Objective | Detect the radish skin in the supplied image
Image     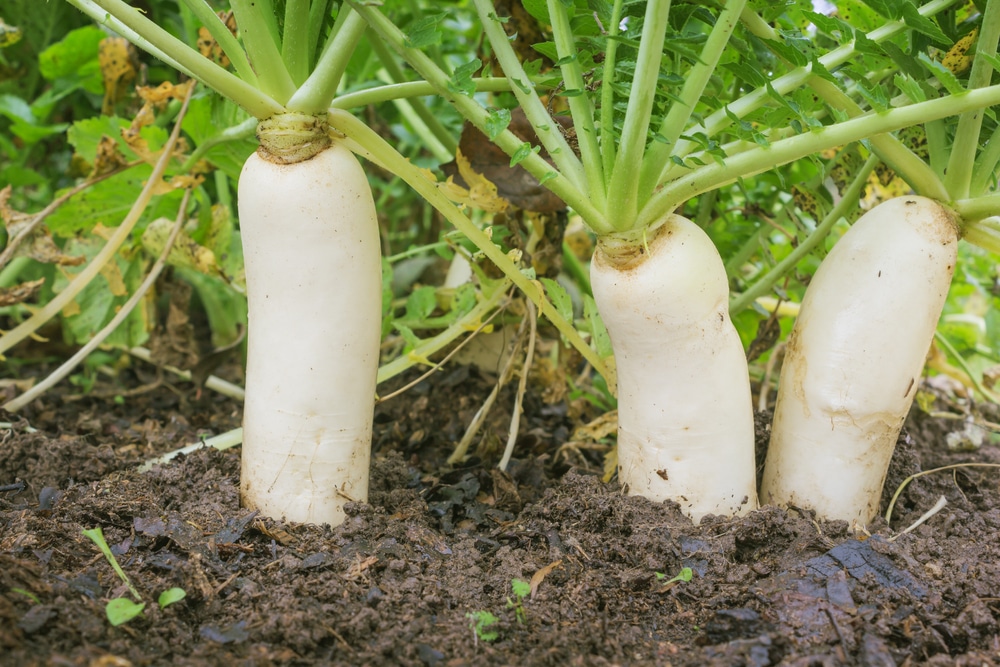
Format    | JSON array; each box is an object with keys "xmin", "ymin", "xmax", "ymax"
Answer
[
  {"xmin": 761, "ymin": 196, "xmax": 959, "ymax": 526},
  {"xmin": 591, "ymin": 215, "xmax": 758, "ymax": 521},
  {"xmin": 238, "ymin": 130, "xmax": 381, "ymax": 526}
]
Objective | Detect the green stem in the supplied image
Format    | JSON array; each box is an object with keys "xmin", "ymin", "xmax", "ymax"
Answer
[
  {"xmin": 971, "ymin": 122, "xmax": 1000, "ymax": 195},
  {"xmin": 600, "ymin": 0, "xmax": 625, "ymax": 180},
  {"xmin": 961, "ymin": 215, "xmax": 1000, "ymax": 251},
  {"xmin": 179, "ymin": 116, "xmax": 257, "ymax": 172},
  {"xmin": 934, "ymin": 330, "xmax": 998, "ymax": 400},
  {"xmin": 177, "ymin": 0, "xmax": 257, "ymax": 86},
  {"xmin": 549, "ymin": 0, "xmax": 605, "ymax": 210},
  {"xmin": 351, "ymin": 2, "xmax": 608, "ymax": 232},
  {"xmin": 659, "ymin": 0, "xmax": 958, "ymax": 177},
  {"xmin": 70, "ymin": 0, "xmax": 283, "ymax": 119},
  {"xmin": 328, "ymin": 109, "xmax": 612, "ymax": 382},
  {"xmin": 468, "ymin": 0, "xmax": 587, "ymax": 190},
  {"xmin": 561, "ymin": 240, "xmax": 593, "ymax": 297},
  {"xmin": 369, "ymin": 38, "xmax": 457, "ymax": 155},
  {"xmin": 288, "ymin": 8, "xmax": 368, "ymax": 113},
  {"xmin": 282, "ymin": 0, "xmax": 311, "ymax": 85},
  {"xmin": 307, "ymin": 0, "xmax": 333, "ymax": 69},
  {"xmin": 729, "ymin": 155, "xmax": 877, "ymax": 314},
  {"xmin": 230, "ymin": 0, "xmax": 296, "ymax": 104},
  {"xmin": 638, "ymin": 0, "xmax": 747, "ymax": 205},
  {"xmin": 639, "ymin": 83, "xmax": 1000, "ymax": 228},
  {"xmin": 943, "ymin": 0, "xmax": 1000, "ymax": 197},
  {"xmin": 331, "ymin": 79, "xmax": 512, "ymax": 110},
  {"xmin": 605, "ymin": 0, "xmax": 671, "ymax": 228}
]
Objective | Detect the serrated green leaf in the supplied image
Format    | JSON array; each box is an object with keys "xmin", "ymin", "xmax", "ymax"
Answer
[
  {"xmin": 918, "ymin": 52, "xmax": 966, "ymax": 95},
  {"xmin": 511, "ymin": 578, "xmax": 531, "ymax": 599},
  {"xmin": 448, "ymin": 58, "xmax": 481, "ymax": 97},
  {"xmin": 158, "ymin": 588, "xmax": 186, "ymax": 608},
  {"xmin": 540, "ymin": 277, "xmax": 572, "ymax": 325},
  {"xmin": 394, "ymin": 322, "xmax": 422, "ymax": 352},
  {"xmin": 894, "ymin": 74, "xmax": 926, "ymax": 103},
  {"xmin": 404, "ymin": 13, "xmax": 446, "ymax": 49},
  {"xmin": 106, "ymin": 598, "xmax": 146, "ymax": 626},
  {"xmin": 510, "ymin": 142, "xmax": 539, "ymax": 167},
  {"xmin": 899, "ymin": 3, "xmax": 948, "ymax": 44},
  {"xmin": 485, "ymin": 108, "xmax": 512, "ymax": 141},
  {"xmin": 583, "ymin": 295, "xmax": 612, "ymax": 358}
]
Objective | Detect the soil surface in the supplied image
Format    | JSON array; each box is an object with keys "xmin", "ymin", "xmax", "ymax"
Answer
[{"xmin": 2, "ymin": 362, "xmax": 1000, "ymax": 666}]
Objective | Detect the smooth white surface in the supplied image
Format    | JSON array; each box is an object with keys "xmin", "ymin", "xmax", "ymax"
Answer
[
  {"xmin": 238, "ymin": 144, "xmax": 382, "ymax": 526},
  {"xmin": 761, "ymin": 196, "xmax": 958, "ymax": 526},
  {"xmin": 591, "ymin": 215, "xmax": 758, "ymax": 521}
]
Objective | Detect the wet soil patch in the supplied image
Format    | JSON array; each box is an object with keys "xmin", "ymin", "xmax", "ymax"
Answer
[{"xmin": 2, "ymin": 369, "xmax": 1000, "ymax": 666}]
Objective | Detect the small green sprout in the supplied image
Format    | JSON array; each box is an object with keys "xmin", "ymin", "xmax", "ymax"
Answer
[
  {"xmin": 82, "ymin": 527, "xmax": 187, "ymax": 626},
  {"xmin": 466, "ymin": 610, "xmax": 499, "ymax": 644},
  {"xmin": 507, "ymin": 578, "xmax": 531, "ymax": 624},
  {"xmin": 655, "ymin": 566, "xmax": 694, "ymax": 591}
]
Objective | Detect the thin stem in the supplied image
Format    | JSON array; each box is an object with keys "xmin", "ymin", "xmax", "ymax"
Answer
[
  {"xmin": 0, "ymin": 161, "xmax": 140, "ymax": 271},
  {"xmin": 600, "ymin": 0, "xmax": 625, "ymax": 179},
  {"xmin": 972, "ymin": 123, "xmax": 1000, "ymax": 195},
  {"xmin": 498, "ymin": 298, "xmax": 536, "ymax": 472},
  {"xmin": 328, "ymin": 109, "xmax": 612, "ymax": 382},
  {"xmin": 230, "ymin": 0, "xmax": 296, "ymax": 104},
  {"xmin": 369, "ymin": 38, "xmax": 457, "ymax": 154},
  {"xmin": 4, "ymin": 191, "xmax": 191, "ymax": 413},
  {"xmin": 729, "ymin": 155, "xmax": 877, "ymax": 314},
  {"xmin": 944, "ymin": 0, "xmax": 1000, "ymax": 197},
  {"xmin": 178, "ymin": 117, "xmax": 258, "ymax": 172},
  {"xmin": 351, "ymin": 2, "xmax": 608, "ymax": 232},
  {"xmin": 549, "ymin": 0, "xmax": 605, "ymax": 210},
  {"xmin": 960, "ymin": 214, "xmax": 1000, "ymax": 251},
  {"xmin": 639, "ymin": 0, "xmax": 747, "ymax": 205},
  {"xmin": 0, "ymin": 86, "xmax": 194, "ymax": 357},
  {"xmin": 307, "ymin": 0, "xmax": 333, "ymax": 70},
  {"xmin": 282, "ymin": 0, "xmax": 311, "ymax": 85},
  {"xmin": 639, "ymin": 83, "xmax": 1000, "ymax": 228},
  {"xmin": 468, "ymin": 0, "xmax": 588, "ymax": 189},
  {"xmin": 176, "ymin": 0, "xmax": 257, "ymax": 86},
  {"xmin": 289, "ymin": 8, "xmax": 369, "ymax": 113},
  {"xmin": 72, "ymin": 0, "xmax": 283, "ymax": 119},
  {"xmin": 331, "ymin": 79, "xmax": 512, "ymax": 110},
  {"xmin": 605, "ymin": 0, "xmax": 671, "ymax": 228},
  {"xmin": 138, "ymin": 428, "xmax": 245, "ymax": 473},
  {"xmin": 955, "ymin": 194, "xmax": 1000, "ymax": 220}
]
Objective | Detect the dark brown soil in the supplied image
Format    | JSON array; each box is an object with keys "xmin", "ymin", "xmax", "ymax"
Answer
[{"xmin": 2, "ymin": 365, "xmax": 1000, "ymax": 666}]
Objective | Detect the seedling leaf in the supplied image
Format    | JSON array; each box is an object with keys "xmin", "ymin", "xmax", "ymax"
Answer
[
  {"xmin": 106, "ymin": 597, "xmax": 145, "ymax": 626},
  {"xmin": 158, "ymin": 587, "xmax": 186, "ymax": 608}
]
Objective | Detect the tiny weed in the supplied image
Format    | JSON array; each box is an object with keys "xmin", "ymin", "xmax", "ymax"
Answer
[
  {"xmin": 507, "ymin": 578, "xmax": 531, "ymax": 624},
  {"xmin": 655, "ymin": 566, "xmax": 694, "ymax": 591},
  {"xmin": 466, "ymin": 610, "xmax": 499, "ymax": 644},
  {"xmin": 82, "ymin": 527, "xmax": 186, "ymax": 626}
]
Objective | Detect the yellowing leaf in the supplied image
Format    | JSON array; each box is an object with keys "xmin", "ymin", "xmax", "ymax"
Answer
[
  {"xmin": 141, "ymin": 217, "xmax": 218, "ymax": 274},
  {"xmin": 99, "ymin": 37, "xmax": 138, "ymax": 114},
  {"xmin": 943, "ymin": 29, "xmax": 976, "ymax": 75},
  {"xmin": 438, "ymin": 151, "xmax": 510, "ymax": 213},
  {"xmin": 0, "ymin": 186, "xmax": 85, "ymax": 266},
  {"xmin": 100, "ymin": 260, "xmax": 127, "ymax": 297}
]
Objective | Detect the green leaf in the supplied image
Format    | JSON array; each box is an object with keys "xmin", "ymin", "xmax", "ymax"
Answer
[
  {"xmin": 157, "ymin": 588, "xmax": 186, "ymax": 608},
  {"xmin": 106, "ymin": 598, "xmax": 146, "ymax": 626},
  {"xmin": 404, "ymin": 13, "xmax": 446, "ymax": 49},
  {"xmin": 448, "ymin": 58, "xmax": 481, "ymax": 97},
  {"xmin": 899, "ymin": 3, "xmax": 949, "ymax": 45},
  {"xmin": 486, "ymin": 108, "xmax": 512, "ymax": 141},
  {"xmin": 510, "ymin": 142, "xmax": 540, "ymax": 167},
  {"xmin": 38, "ymin": 26, "xmax": 104, "ymax": 94},
  {"xmin": 583, "ymin": 295, "xmax": 612, "ymax": 358},
  {"xmin": 918, "ymin": 52, "xmax": 966, "ymax": 95},
  {"xmin": 511, "ymin": 578, "xmax": 531, "ymax": 599},
  {"xmin": 466, "ymin": 611, "xmax": 499, "ymax": 642},
  {"xmin": 540, "ymin": 278, "xmax": 572, "ymax": 325},
  {"xmin": 405, "ymin": 285, "xmax": 438, "ymax": 321},
  {"xmin": 894, "ymin": 74, "xmax": 926, "ymax": 103}
]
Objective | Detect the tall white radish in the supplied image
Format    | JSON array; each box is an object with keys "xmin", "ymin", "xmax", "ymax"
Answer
[
  {"xmin": 238, "ymin": 114, "xmax": 382, "ymax": 526},
  {"xmin": 761, "ymin": 196, "xmax": 959, "ymax": 526},
  {"xmin": 591, "ymin": 215, "xmax": 758, "ymax": 521}
]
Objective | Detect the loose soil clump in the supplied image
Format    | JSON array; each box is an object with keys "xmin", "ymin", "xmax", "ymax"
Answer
[{"xmin": 2, "ymin": 367, "xmax": 999, "ymax": 665}]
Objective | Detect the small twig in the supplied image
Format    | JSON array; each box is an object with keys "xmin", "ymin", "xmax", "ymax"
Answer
[
  {"xmin": 757, "ymin": 341, "xmax": 784, "ymax": 411},
  {"xmin": 888, "ymin": 495, "xmax": 948, "ymax": 542},
  {"xmin": 885, "ymin": 463, "xmax": 1000, "ymax": 526},
  {"xmin": 376, "ymin": 301, "xmax": 508, "ymax": 405},
  {"xmin": 498, "ymin": 299, "xmax": 536, "ymax": 471}
]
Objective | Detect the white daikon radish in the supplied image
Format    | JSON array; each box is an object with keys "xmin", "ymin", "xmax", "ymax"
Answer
[
  {"xmin": 761, "ymin": 196, "xmax": 959, "ymax": 526},
  {"xmin": 238, "ymin": 114, "xmax": 382, "ymax": 526},
  {"xmin": 591, "ymin": 215, "xmax": 758, "ymax": 521}
]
